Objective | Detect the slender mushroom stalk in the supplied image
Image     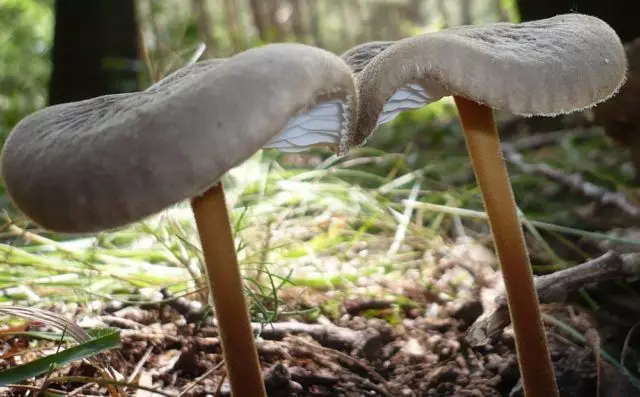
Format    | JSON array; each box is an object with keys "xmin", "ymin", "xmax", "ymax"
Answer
[
  {"xmin": 0, "ymin": 43, "xmax": 360, "ymax": 397},
  {"xmin": 347, "ymin": 14, "xmax": 627, "ymax": 396},
  {"xmin": 453, "ymin": 96, "xmax": 558, "ymax": 395},
  {"xmin": 190, "ymin": 183, "xmax": 261, "ymax": 394}
]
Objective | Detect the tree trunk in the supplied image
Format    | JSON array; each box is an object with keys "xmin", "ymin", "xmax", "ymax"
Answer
[
  {"xmin": 267, "ymin": 0, "xmax": 286, "ymax": 41},
  {"xmin": 436, "ymin": 0, "xmax": 451, "ymax": 28},
  {"xmin": 223, "ymin": 0, "xmax": 245, "ymax": 52},
  {"xmin": 306, "ymin": 0, "xmax": 324, "ymax": 48},
  {"xmin": 353, "ymin": 0, "xmax": 368, "ymax": 43},
  {"xmin": 290, "ymin": 0, "xmax": 307, "ymax": 43},
  {"xmin": 460, "ymin": 0, "xmax": 473, "ymax": 25},
  {"xmin": 335, "ymin": 0, "xmax": 353, "ymax": 48},
  {"xmin": 518, "ymin": 0, "xmax": 640, "ymax": 42},
  {"xmin": 49, "ymin": 0, "xmax": 140, "ymax": 105},
  {"xmin": 192, "ymin": 0, "xmax": 217, "ymax": 57},
  {"xmin": 248, "ymin": 0, "xmax": 286, "ymax": 42},
  {"xmin": 404, "ymin": 0, "xmax": 424, "ymax": 25},
  {"xmin": 370, "ymin": 4, "xmax": 385, "ymax": 40},
  {"xmin": 142, "ymin": 0, "xmax": 164, "ymax": 80},
  {"xmin": 249, "ymin": 0, "xmax": 270, "ymax": 42},
  {"xmin": 370, "ymin": 4, "xmax": 401, "ymax": 41},
  {"xmin": 492, "ymin": 0, "xmax": 510, "ymax": 22}
]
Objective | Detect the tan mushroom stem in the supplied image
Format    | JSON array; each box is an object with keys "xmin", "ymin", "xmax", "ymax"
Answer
[
  {"xmin": 453, "ymin": 95, "xmax": 559, "ymax": 397},
  {"xmin": 191, "ymin": 183, "xmax": 266, "ymax": 397}
]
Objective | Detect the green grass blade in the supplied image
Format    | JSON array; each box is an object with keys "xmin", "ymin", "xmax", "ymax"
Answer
[
  {"xmin": 0, "ymin": 327, "xmax": 121, "ymax": 386},
  {"xmin": 0, "ymin": 331, "xmax": 75, "ymax": 342}
]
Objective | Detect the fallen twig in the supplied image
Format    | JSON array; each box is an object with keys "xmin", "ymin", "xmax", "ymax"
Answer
[
  {"xmin": 467, "ymin": 251, "xmax": 640, "ymax": 345},
  {"xmin": 254, "ymin": 321, "xmax": 386, "ymax": 354},
  {"xmin": 343, "ymin": 298, "xmax": 398, "ymax": 315},
  {"xmin": 119, "ymin": 319, "xmax": 385, "ymax": 355},
  {"xmin": 503, "ymin": 149, "xmax": 640, "ymax": 218},
  {"xmin": 504, "ymin": 128, "xmax": 603, "ymax": 152}
]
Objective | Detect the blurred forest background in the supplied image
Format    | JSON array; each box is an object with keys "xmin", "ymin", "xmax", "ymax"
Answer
[
  {"xmin": 3, "ymin": 0, "xmax": 640, "ymax": 151},
  {"xmin": 0, "ymin": 0, "xmax": 522, "ymax": 142},
  {"xmin": 2, "ymin": 0, "xmax": 639, "ymax": 143}
]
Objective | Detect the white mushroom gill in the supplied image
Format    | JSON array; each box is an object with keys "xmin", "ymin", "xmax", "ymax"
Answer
[
  {"xmin": 377, "ymin": 82, "xmax": 442, "ymax": 125},
  {"xmin": 263, "ymin": 81, "xmax": 446, "ymax": 153},
  {"xmin": 263, "ymin": 99, "xmax": 351, "ymax": 152}
]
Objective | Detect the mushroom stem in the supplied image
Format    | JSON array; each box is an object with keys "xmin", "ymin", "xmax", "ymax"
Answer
[
  {"xmin": 453, "ymin": 96, "xmax": 559, "ymax": 397},
  {"xmin": 191, "ymin": 183, "xmax": 267, "ymax": 397}
]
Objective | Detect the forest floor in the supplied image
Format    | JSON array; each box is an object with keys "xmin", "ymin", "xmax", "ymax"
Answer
[
  {"xmin": 1, "ymin": 252, "xmax": 638, "ymax": 397},
  {"xmin": 2, "ymin": 113, "xmax": 640, "ymax": 396}
]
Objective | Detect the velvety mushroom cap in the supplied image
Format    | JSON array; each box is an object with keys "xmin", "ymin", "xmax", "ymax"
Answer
[
  {"xmin": 340, "ymin": 41, "xmax": 394, "ymax": 73},
  {"xmin": 354, "ymin": 13, "xmax": 627, "ymax": 145},
  {"xmin": 149, "ymin": 58, "xmax": 359, "ymax": 155},
  {"xmin": 1, "ymin": 43, "xmax": 357, "ymax": 233},
  {"xmin": 146, "ymin": 58, "xmax": 227, "ymax": 92}
]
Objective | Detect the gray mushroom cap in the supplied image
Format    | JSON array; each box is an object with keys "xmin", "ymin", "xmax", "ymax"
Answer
[
  {"xmin": 146, "ymin": 58, "xmax": 227, "ymax": 92},
  {"xmin": 353, "ymin": 13, "xmax": 628, "ymax": 145},
  {"xmin": 152, "ymin": 55, "xmax": 361, "ymax": 154},
  {"xmin": 340, "ymin": 41, "xmax": 395, "ymax": 73},
  {"xmin": 1, "ymin": 43, "xmax": 358, "ymax": 233}
]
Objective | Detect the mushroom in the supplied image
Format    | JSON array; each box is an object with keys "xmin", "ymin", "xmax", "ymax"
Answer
[
  {"xmin": 146, "ymin": 58, "xmax": 227, "ymax": 91},
  {"xmin": 340, "ymin": 40, "xmax": 394, "ymax": 73},
  {"xmin": 148, "ymin": 56, "xmax": 361, "ymax": 155},
  {"xmin": 346, "ymin": 14, "xmax": 626, "ymax": 397},
  {"xmin": 341, "ymin": 40, "xmax": 449, "ymax": 130},
  {"xmin": 0, "ymin": 43, "xmax": 361, "ymax": 397}
]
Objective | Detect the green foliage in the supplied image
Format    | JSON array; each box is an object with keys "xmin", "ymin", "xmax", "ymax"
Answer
[
  {"xmin": 0, "ymin": 0, "xmax": 53, "ymax": 139},
  {"xmin": 0, "ymin": 327, "xmax": 120, "ymax": 386}
]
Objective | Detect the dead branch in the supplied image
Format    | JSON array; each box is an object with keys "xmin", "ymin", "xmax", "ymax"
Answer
[
  {"xmin": 254, "ymin": 321, "xmax": 386, "ymax": 355},
  {"xmin": 467, "ymin": 251, "xmax": 640, "ymax": 346},
  {"xmin": 504, "ymin": 128, "xmax": 602, "ymax": 151},
  {"xmin": 504, "ymin": 148, "xmax": 640, "ymax": 218},
  {"xmin": 120, "ymin": 319, "xmax": 384, "ymax": 355}
]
